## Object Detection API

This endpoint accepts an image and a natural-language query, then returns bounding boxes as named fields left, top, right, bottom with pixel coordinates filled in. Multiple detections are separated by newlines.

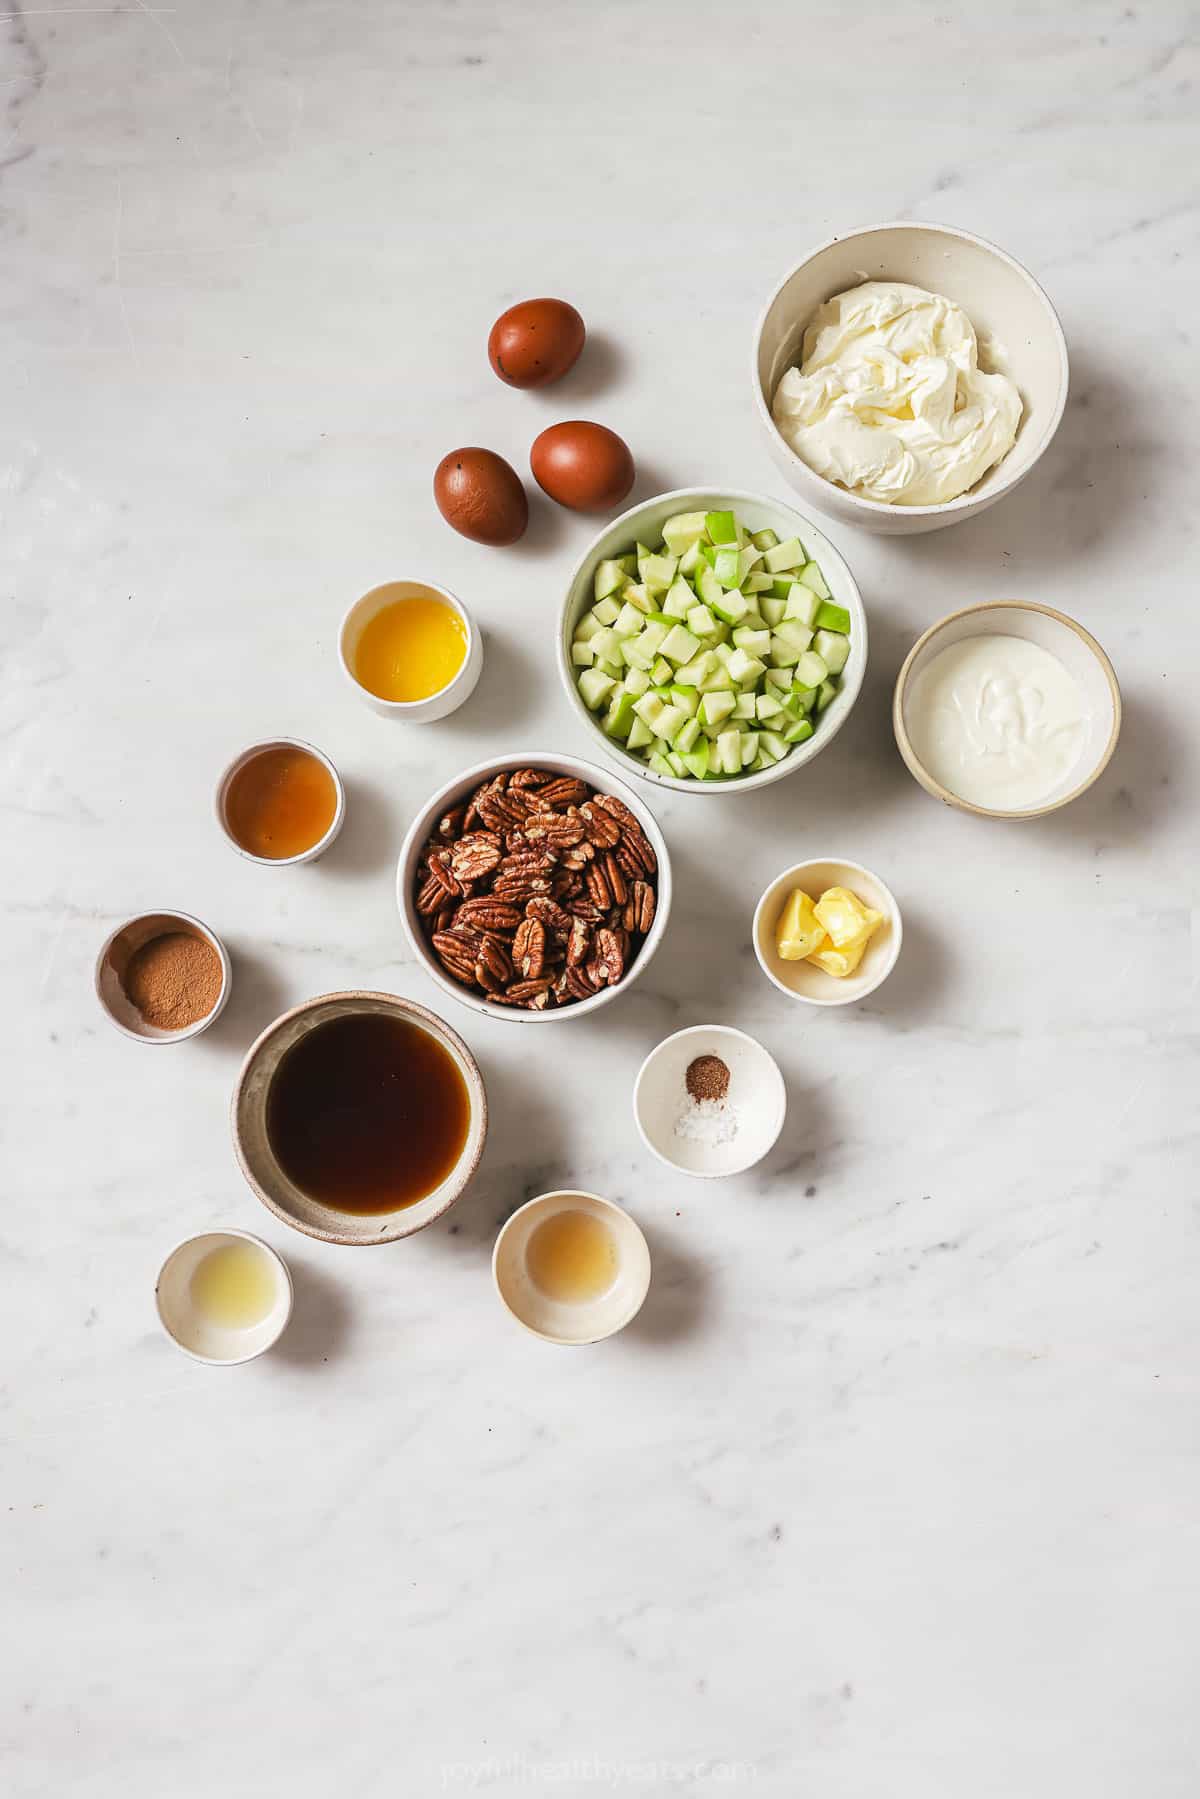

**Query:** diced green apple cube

left=783, top=587, right=819, bottom=627
left=759, top=597, right=787, bottom=627
left=681, top=742, right=710, bottom=780
left=593, top=559, right=626, bottom=602
left=705, top=509, right=737, bottom=545
left=627, top=715, right=654, bottom=749
left=755, top=692, right=783, bottom=722
left=699, top=690, right=736, bottom=727
left=814, top=629, right=850, bottom=673
left=647, top=751, right=674, bottom=777
left=624, top=666, right=650, bottom=696
left=603, top=693, right=636, bottom=738
left=751, top=527, right=780, bottom=552
left=813, top=599, right=851, bottom=634
left=575, top=611, right=603, bottom=643
left=784, top=717, right=814, bottom=744
left=655, top=703, right=687, bottom=741
left=769, top=635, right=801, bottom=667
left=695, top=563, right=725, bottom=608
left=794, top=650, right=829, bottom=688
left=732, top=626, right=771, bottom=659
left=758, top=730, right=789, bottom=761
left=763, top=537, right=805, bottom=573
left=733, top=692, right=757, bottom=720
left=716, top=729, right=742, bottom=775
left=797, top=561, right=831, bottom=599
left=661, top=511, right=708, bottom=555
left=745, top=572, right=774, bottom=594
left=711, top=590, right=750, bottom=626
left=668, top=684, right=699, bottom=718
left=620, top=637, right=654, bottom=671
left=727, top=647, right=766, bottom=685
left=640, top=620, right=669, bottom=655
left=571, top=640, right=596, bottom=667
left=632, top=692, right=666, bottom=729
left=622, top=582, right=654, bottom=614
left=592, top=596, right=620, bottom=626
left=614, top=602, right=644, bottom=637
left=817, top=677, right=839, bottom=712
left=687, top=603, right=718, bottom=637
left=640, top=553, right=678, bottom=592
left=673, top=650, right=718, bottom=687
left=713, top=546, right=741, bottom=588
left=650, top=657, right=672, bottom=685
left=660, top=624, right=701, bottom=666
left=774, top=617, right=814, bottom=653
left=678, top=539, right=704, bottom=577
left=674, top=716, right=702, bottom=754
left=579, top=669, right=616, bottom=710
left=738, top=545, right=762, bottom=583
left=740, top=733, right=760, bottom=767
left=595, top=657, right=623, bottom=679
left=662, top=578, right=695, bottom=620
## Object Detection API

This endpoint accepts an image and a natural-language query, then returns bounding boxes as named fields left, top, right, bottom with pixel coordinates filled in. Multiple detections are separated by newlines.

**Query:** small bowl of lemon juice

left=155, top=1230, right=293, bottom=1365
left=339, top=579, right=483, bottom=722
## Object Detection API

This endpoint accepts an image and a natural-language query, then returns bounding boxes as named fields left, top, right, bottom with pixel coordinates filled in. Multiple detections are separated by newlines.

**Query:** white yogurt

left=905, top=633, right=1090, bottom=810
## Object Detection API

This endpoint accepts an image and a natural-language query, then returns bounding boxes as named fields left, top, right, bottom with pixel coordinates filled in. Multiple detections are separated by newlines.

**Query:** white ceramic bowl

left=95, top=909, right=232, bottom=1043
left=893, top=600, right=1121, bottom=818
left=339, top=579, right=483, bottom=722
left=753, top=222, right=1069, bottom=536
left=492, top=1191, right=651, bottom=1346
left=231, top=991, right=488, bottom=1245
left=396, top=752, right=672, bottom=1023
left=753, top=859, right=902, bottom=1007
left=558, top=487, right=867, bottom=796
left=633, top=1025, right=786, bottom=1178
left=155, top=1229, right=293, bottom=1366
left=215, top=736, right=346, bottom=866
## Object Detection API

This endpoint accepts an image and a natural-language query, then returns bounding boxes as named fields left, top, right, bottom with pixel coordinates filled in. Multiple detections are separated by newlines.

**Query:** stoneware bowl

left=492, top=1190, right=651, bottom=1346
left=215, top=736, right=346, bottom=866
left=752, top=222, right=1069, bottom=535
left=155, top=1229, right=293, bottom=1366
left=397, top=751, right=672, bottom=1022
left=232, top=991, right=488, bottom=1245
left=558, top=487, right=867, bottom=796
left=633, top=1025, right=787, bottom=1178
left=753, top=859, right=902, bottom=1008
left=894, top=601, right=1121, bottom=818
left=339, top=578, right=483, bottom=722
left=95, top=908, right=231, bottom=1044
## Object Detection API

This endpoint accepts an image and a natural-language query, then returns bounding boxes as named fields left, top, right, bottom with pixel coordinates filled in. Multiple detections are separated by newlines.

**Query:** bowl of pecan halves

left=397, top=753, right=672, bottom=1020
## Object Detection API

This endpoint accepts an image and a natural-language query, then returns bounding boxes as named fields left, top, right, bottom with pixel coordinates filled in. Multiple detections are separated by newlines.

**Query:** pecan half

left=450, top=831, right=502, bottom=883
left=475, top=934, right=513, bottom=991
left=601, top=849, right=627, bottom=906
left=533, top=776, right=589, bottom=810
left=512, top=916, right=547, bottom=979
left=454, top=898, right=523, bottom=934
left=614, top=831, right=656, bottom=879
left=585, top=859, right=614, bottom=908
left=416, top=873, right=445, bottom=917
left=630, top=879, right=655, bottom=935
left=566, top=917, right=592, bottom=968
left=526, top=896, right=573, bottom=936
left=494, top=977, right=554, bottom=1006
left=437, top=805, right=466, bottom=840
left=587, top=926, right=626, bottom=987
left=432, top=929, right=481, bottom=986
left=578, top=800, right=622, bottom=848
left=509, top=768, right=553, bottom=790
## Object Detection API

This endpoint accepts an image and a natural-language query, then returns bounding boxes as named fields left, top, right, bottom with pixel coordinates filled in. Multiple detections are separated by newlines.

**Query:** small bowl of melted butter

left=492, top=1190, right=651, bottom=1346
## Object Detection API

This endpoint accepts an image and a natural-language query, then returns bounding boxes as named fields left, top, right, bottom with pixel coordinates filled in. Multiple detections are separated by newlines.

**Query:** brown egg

left=488, top=298, right=585, bottom=389
left=530, top=422, right=635, bottom=513
left=434, top=447, right=528, bottom=546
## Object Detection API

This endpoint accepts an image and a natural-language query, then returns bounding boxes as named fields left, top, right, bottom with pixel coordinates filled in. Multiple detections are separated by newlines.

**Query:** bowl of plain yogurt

left=893, top=601, right=1121, bottom=818
left=752, top=223, right=1069, bottom=535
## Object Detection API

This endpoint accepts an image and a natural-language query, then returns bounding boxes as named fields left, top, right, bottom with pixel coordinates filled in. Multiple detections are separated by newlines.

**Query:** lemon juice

left=189, top=1241, right=277, bottom=1331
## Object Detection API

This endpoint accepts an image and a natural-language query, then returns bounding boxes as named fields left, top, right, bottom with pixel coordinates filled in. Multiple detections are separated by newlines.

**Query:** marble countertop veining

left=3, top=2, right=1199, bottom=1794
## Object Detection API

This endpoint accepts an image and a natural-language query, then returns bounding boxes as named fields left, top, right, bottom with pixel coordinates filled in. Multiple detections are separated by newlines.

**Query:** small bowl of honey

left=492, top=1190, right=651, bottom=1346
left=232, top=990, right=488, bottom=1246
left=339, top=579, right=482, bottom=722
left=216, top=737, right=345, bottom=866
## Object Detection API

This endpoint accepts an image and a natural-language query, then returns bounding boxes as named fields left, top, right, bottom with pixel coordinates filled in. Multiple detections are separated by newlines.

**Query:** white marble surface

left=4, top=3, right=1198, bottom=1793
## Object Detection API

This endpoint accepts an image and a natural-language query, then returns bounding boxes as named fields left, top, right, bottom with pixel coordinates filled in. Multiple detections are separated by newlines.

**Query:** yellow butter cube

left=807, top=938, right=867, bottom=979
left=774, top=888, right=828, bottom=961
left=814, top=886, right=883, bottom=951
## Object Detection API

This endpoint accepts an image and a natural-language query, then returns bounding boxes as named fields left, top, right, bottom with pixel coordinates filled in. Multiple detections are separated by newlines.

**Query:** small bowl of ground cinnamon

left=95, top=910, right=231, bottom=1043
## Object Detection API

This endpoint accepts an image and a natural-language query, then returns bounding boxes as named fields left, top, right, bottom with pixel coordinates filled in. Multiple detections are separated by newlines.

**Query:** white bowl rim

left=338, top=578, right=478, bottom=713
left=396, top=750, right=672, bottom=1023
left=230, top=989, right=489, bottom=1245
left=752, top=857, right=904, bottom=1008
left=751, top=219, right=1070, bottom=520
left=892, top=599, right=1122, bottom=819
left=557, top=486, right=868, bottom=797
left=632, top=1023, right=787, bottom=1177
left=215, top=735, right=346, bottom=866
left=491, top=1189, right=651, bottom=1345
left=94, top=907, right=232, bottom=1044
left=154, top=1227, right=294, bottom=1366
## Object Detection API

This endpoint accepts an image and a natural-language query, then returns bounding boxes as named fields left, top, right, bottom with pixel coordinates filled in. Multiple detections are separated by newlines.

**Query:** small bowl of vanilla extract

left=216, top=737, right=345, bottom=866
left=232, top=991, right=488, bottom=1245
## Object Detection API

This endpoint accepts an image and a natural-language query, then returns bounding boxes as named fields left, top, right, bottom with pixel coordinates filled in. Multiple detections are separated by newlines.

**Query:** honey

left=354, top=596, right=467, bottom=703
left=525, top=1208, right=619, bottom=1304
left=224, top=743, right=337, bottom=861
left=266, top=1013, right=471, bottom=1214
left=189, top=1241, right=277, bottom=1331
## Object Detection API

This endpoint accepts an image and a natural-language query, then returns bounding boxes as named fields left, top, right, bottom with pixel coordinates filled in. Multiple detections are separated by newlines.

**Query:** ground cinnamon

left=686, top=1054, right=730, bottom=1104
left=123, top=931, right=223, bottom=1031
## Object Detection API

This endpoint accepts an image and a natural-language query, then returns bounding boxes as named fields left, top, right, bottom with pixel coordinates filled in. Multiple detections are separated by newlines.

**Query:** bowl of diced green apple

left=558, top=489, right=866, bottom=791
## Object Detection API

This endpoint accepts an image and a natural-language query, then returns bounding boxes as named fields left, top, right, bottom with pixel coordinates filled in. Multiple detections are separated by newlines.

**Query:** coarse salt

left=674, top=1096, right=739, bottom=1147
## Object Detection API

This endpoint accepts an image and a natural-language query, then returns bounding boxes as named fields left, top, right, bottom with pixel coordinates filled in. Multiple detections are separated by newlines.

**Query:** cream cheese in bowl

left=771, top=280, right=1022, bottom=507
left=904, top=634, right=1088, bottom=811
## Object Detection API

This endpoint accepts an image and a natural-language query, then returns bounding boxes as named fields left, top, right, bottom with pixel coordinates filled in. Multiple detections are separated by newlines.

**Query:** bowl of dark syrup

left=232, top=992, right=488, bottom=1245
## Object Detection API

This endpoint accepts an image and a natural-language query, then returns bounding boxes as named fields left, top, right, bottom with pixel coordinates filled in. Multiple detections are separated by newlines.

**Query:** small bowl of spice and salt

left=95, top=910, right=231, bottom=1043
left=633, top=1025, right=786, bottom=1179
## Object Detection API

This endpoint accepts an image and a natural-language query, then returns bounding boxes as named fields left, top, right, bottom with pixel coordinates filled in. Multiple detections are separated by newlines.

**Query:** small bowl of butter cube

left=753, top=858, right=901, bottom=1007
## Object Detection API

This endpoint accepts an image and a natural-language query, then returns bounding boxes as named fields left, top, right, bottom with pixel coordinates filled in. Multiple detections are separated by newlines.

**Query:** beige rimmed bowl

left=339, top=579, right=483, bottom=722
left=95, top=909, right=231, bottom=1043
left=231, top=991, right=487, bottom=1245
left=492, top=1191, right=651, bottom=1346
left=155, top=1229, right=293, bottom=1366
left=753, top=222, right=1069, bottom=535
left=558, top=487, right=867, bottom=797
left=753, top=859, right=902, bottom=1008
left=215, top=736, right=345, bottom=866
left=894, top=601, right=1121, bottom=819
left=397, top=751, right=672, bottom=1023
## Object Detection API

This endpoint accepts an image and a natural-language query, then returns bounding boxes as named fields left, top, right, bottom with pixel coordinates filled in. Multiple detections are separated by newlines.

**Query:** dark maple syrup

left=266, top=1013, right=470, bottom=1214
